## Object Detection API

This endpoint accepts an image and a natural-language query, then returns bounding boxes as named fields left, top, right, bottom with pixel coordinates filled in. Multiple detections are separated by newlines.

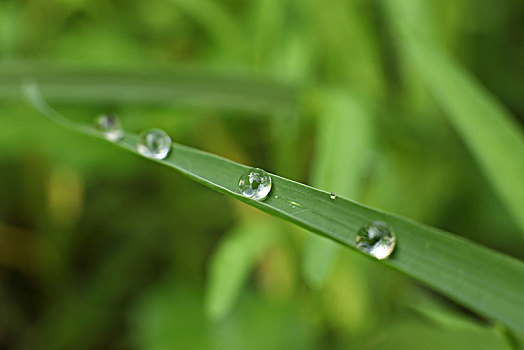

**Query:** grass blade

left=398, top=31, right=524, bottom=237
left=168, top=0, right=245, bottom=56
left=303, top=90, right=374, bottom=287
left=0, top=65, right=297, bottom=114
left=205, top=221, right=279, bottom=320
left=25, top=83, right=524, bottom=337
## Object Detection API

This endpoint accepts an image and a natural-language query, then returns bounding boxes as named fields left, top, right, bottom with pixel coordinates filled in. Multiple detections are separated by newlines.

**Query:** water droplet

left=330, top=193, right=337, bottom=200
left=95, top=114, right=123, bottom=141
left=356, top=221, right=396, bottom=260
left=238, top=168, right=272, bottom=201
left=137, top=128, right=172, bottom=160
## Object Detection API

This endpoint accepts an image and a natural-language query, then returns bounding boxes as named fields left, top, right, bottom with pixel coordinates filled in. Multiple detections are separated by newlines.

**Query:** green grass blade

left=205, top=221, right=279, bottom=320
left=168, top=0, right=245, bottom=56
left=354, top=320, right=509, bottom=350
left=25, top=84, right=524, bottom=338
left=401, top=35, right=524, bottom=237
left=303, top=90, right=374, bottom=287
left=0, top=65, right=297, bottom=114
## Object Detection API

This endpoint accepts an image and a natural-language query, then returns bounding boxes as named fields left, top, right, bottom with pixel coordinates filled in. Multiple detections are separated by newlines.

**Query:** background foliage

left=1, top=0, right=523, bottom=349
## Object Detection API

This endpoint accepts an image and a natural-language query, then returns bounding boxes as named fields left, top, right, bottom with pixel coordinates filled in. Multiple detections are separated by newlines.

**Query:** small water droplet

left=95, top=114, right=123, bottom=141
left=137, top=129, right=172, bottom=160
left=238, top=168, right=272, bottom=201
left=330, top=193, right=337, bottom=200
left=356, top=221, right=396, bottom=260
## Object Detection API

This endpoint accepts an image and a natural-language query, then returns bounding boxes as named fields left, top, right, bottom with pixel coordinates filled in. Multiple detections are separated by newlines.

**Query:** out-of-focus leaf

left=21, top=227, right=162, bottom=350
left=0, top=65, right=297, bottom=114
left=303, top=90, right=374, bottom=287
left=132, top=279, right=317, bottom=350
left=168, top=0, right=245, bottom=56
left=305, top=0, right=385, bottom=98
left=205, top=221, right=279, bottom=320
left=354, top=317, right=509, bottom=350
left=394, top=23, right=524, bottom=237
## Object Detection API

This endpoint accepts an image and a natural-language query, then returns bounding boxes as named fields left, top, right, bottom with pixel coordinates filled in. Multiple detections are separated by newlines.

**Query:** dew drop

left=238, top=168, right=272, bottom=201
left=356, top=221, right=396, bottom=260
left=330, top=193, right=337, bottom=200
left=137, top=129, right=172, bottom=160
left=95, top=114, right=123, bottom=141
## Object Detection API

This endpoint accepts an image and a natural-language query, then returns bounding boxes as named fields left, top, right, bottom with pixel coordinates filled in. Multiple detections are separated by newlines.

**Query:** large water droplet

left=330, top=193, right=337, bottom=200
left=238, top=168, right=272, bottom=201
left=356, top=221, right=396, bottom=260
left=137, top=129, right=172, bottom=160
left=95, top=114, right=123, bottom=141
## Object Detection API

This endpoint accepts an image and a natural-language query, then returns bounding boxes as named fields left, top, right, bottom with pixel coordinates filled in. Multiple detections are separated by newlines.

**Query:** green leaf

left=21, top=220, right=163, bottom=350
left=0, top=65, right=297, bottom=114
left=132, top=279, right=317, bottom=350
left=25, top=83, right=524, bottom=338
left=397, top=28, right=524, bottom=237
left=205, top=221, right=279, bottom=320
left=168, top=0, right=245, bottom=56
left=353, top=318, right=509, bottom=350
left=303, top=90, right=374, bottom=287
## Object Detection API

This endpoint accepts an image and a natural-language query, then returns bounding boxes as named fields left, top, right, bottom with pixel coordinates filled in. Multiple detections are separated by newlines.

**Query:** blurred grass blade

left=305, top=0, right=385, bottom=99
left=402, top=36, right=524, bottom=236
left=303, top=90, right=374, bottom=287
left=205, top=221, right=279, bottom=320
left=169, top=0, right=245, bottom=56
left=1, top=65, right=297, bottom=114
left=22, top=222, right=162, bottom=349
left=354, top=319, right=509, bottom=350
left=25, top=83, right=524, bottom=337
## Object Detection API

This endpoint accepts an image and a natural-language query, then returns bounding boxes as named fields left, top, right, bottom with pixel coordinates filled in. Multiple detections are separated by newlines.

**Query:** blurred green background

left=1, top=0, right=523, bottom=349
